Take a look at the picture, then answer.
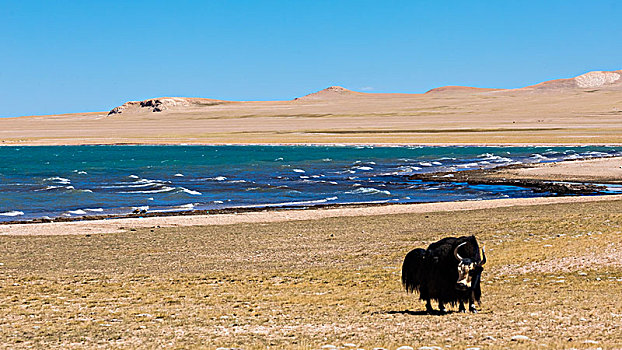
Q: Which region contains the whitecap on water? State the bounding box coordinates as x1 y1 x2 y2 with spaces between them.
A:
85 208 104 212
174 173 184 177
293 169 305 173
180 187 202 195
67 209 87 215
120 186 176 194
346 187 391 196
0 211 24 217
44 176 71 184
128 175 140 179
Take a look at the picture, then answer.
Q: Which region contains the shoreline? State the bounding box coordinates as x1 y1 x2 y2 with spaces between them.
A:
2 194 622 236
2 142 622 147
2 154 621 232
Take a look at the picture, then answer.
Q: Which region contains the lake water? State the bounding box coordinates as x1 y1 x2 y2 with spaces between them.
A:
0 145 620 222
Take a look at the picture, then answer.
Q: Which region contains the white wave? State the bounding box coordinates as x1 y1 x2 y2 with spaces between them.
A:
328 181 338 185
274 157 284 161
293 169 305 173
356 166 374 171
85 208 104 212
300 176 310 179
346 187 391 196
227 180 247 183
419 162 433 167
0 211 24 217
34 185 62 191
120 186 175 194
213 200 224 204
174 173 184 177
432 161 442 166
67 209 87 215
128 175 140 179
44 176 71 184
325 196 338 201
322 158 332 162
178 203 195 210
212 176 227 181
180 187 202 195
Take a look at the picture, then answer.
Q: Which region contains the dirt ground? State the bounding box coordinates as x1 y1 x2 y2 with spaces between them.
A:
1 199 621 349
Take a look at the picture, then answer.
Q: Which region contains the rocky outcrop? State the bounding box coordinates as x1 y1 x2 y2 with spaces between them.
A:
107 97 225 116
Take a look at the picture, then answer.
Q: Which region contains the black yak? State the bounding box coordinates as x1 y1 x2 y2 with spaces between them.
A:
402 235 486 313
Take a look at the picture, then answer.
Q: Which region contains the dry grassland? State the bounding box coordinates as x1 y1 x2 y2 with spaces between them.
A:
1 200 621 349
2 89 622 145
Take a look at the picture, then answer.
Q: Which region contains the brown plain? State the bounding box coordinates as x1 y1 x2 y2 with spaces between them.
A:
1 199 621 349
2 70 622 146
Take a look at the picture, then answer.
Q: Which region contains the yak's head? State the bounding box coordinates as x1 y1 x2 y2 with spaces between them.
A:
454 242 486 291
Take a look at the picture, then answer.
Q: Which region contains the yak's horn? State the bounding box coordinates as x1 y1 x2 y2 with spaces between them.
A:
454 242 466 261
479 246 487 265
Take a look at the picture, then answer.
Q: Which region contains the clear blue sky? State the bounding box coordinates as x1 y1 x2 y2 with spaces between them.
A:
1 0 620 117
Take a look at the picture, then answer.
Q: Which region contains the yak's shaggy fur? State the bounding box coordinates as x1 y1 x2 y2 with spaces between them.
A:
402 235 484 312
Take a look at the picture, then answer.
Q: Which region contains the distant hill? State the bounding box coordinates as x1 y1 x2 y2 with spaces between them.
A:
107 70 621 115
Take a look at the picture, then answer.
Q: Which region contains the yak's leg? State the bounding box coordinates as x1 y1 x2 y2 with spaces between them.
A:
458 301 466 313
438 301 447 314
468 294 477 313
425 300 434 313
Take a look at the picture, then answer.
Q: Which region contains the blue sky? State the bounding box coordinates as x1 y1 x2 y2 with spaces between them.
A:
1 1 620 117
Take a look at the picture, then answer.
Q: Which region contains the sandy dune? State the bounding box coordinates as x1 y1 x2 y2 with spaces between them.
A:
1 70 621 145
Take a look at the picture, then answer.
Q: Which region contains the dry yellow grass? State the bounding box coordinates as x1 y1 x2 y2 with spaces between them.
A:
1 200 621 349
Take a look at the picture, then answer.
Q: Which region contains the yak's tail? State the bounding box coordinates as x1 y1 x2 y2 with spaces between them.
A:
401 248 426 293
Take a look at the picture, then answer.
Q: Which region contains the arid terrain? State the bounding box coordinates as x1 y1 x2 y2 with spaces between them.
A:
1 70 622 145
1 198 621 349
